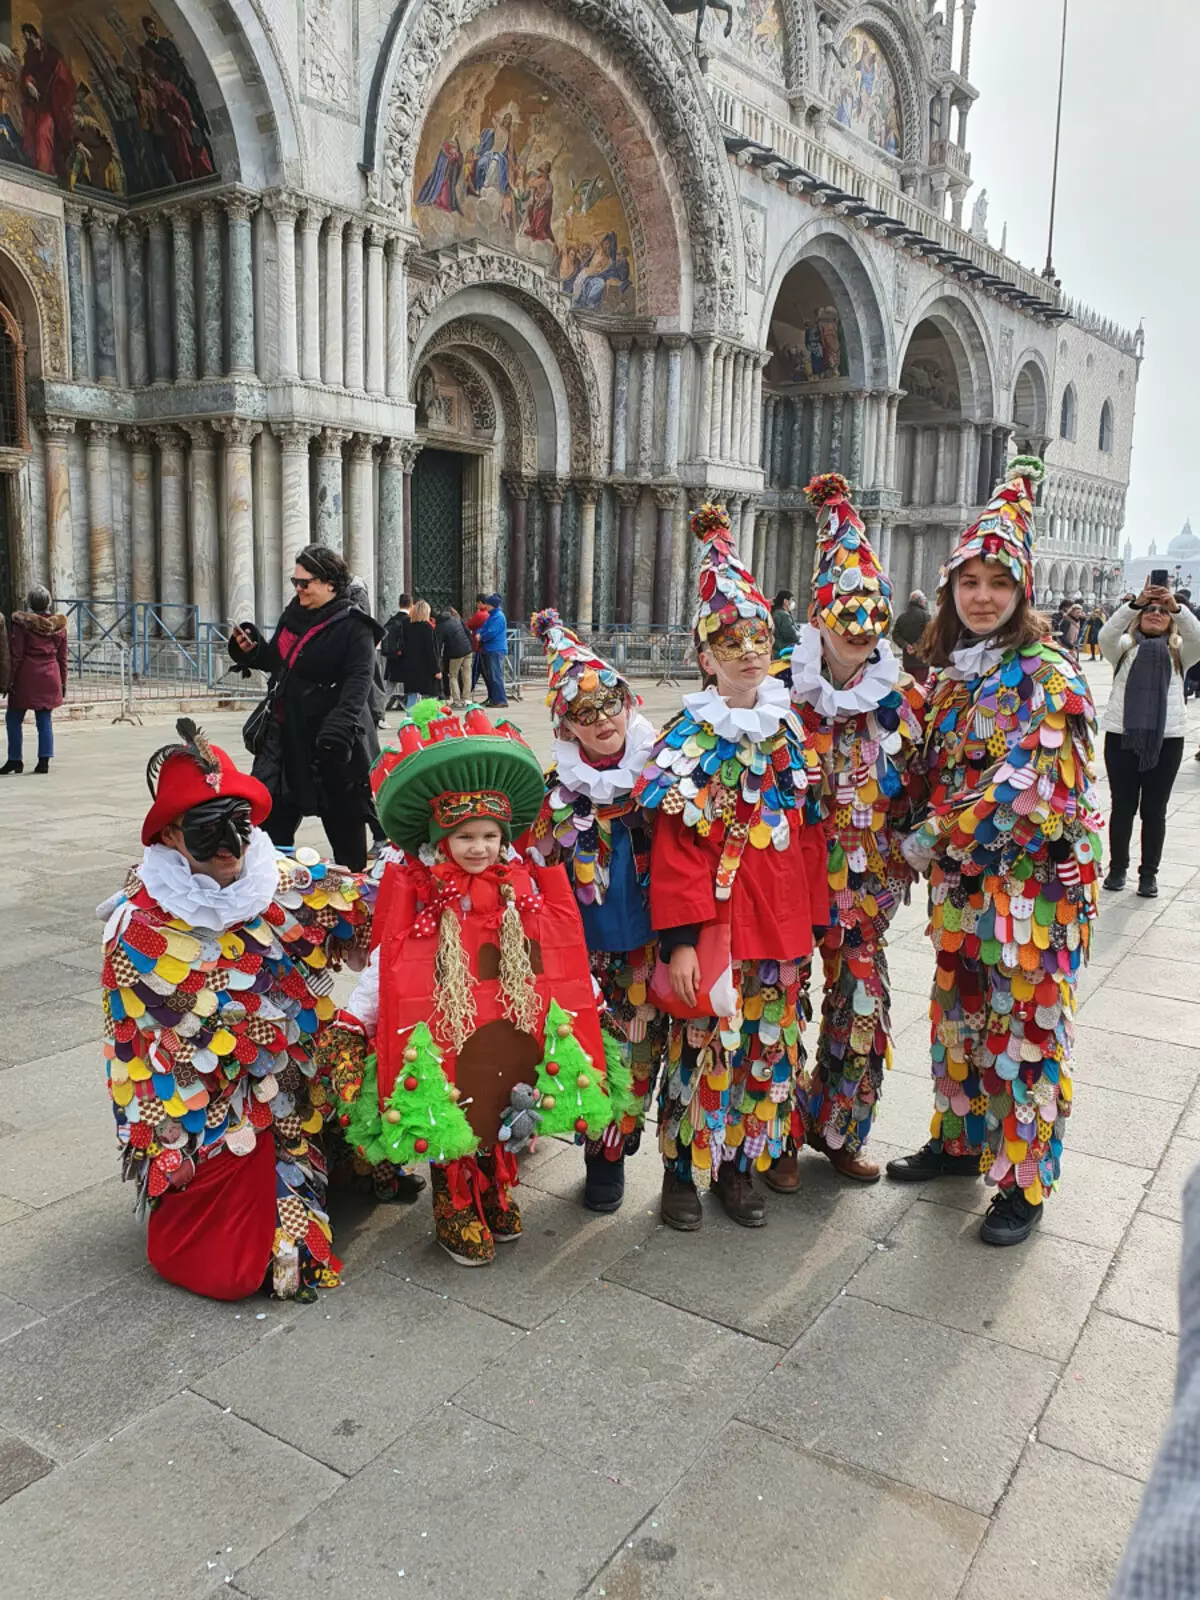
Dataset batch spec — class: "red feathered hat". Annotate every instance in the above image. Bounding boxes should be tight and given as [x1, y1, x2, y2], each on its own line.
[142, 718, 272, 845]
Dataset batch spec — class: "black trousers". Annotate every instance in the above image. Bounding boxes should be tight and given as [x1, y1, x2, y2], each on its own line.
[1104, 732, 1184, 875]
[264, 797, 368, 872]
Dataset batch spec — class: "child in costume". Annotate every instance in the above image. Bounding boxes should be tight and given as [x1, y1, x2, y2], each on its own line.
[635, 504, 828, 1231]
[323, 702, 613, 1266]
[782, 474, 924, 1187]
[100, 720, 373, 1301]
[529, 609, 665, 1213]
[886, 458, 1103, 1246]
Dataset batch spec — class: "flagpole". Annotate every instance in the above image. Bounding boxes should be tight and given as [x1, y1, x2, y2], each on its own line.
[1043, 0, 1069, 280]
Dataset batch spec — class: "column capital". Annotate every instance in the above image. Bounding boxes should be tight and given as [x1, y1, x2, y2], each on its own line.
[124, 425, 153, 448]
[653, 484, 681, 510]
[41, 413, 76, 439]
[198, 198, 223, 226]
[660, 333, 690, 353]
[118, 215, 144, 243]
[224, 192, 261, 225]
[150, 424, 185, 449]
[63, 199, 87, 228]
[615, 480, 642, 508]
[575, 478, 602, 506]
[635, 333, 659, 352]
[365, 222, 390, 250]
[215, 417, 263, 449]
[343, 216, 366, 244]
[167, 205, 195, 237]
[503, 472, 531, 500]
[181, 421, 216, 450]
[299, 202, 329, 234]
[264, 191, 302, 225]
[87, 208, 117, 236]
[400, 440, 423, 472]
[349, 431, 382, 462]
[539, 476, 565, 504]
[381, 436, 407, 468]
[87, 420, 120, 442]
[324, 207, 349, 236]
[385, 232, 418, 265]
[608, 333, 634, 353]
[274, 422, 317, 453]
[316, 425, 352, 456]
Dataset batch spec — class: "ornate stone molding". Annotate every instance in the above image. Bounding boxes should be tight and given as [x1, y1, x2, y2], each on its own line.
[422, 319, 533, 472]
[615, 480, 642, 508]
[349, 431, 383, 462]
[434, 350, 498, 436]
[316, 425, 352, 456]
[87, 420, 121, 443]
[540, 476, 565, 504]
[215, 417, 263, 449]
[41, 413, 75, 439]
[181, 422, 216, 450]
[274, 422, 318, 453]
[654, 484, 681, 509]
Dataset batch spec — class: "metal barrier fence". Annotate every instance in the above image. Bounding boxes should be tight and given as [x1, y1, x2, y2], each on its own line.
[503, 626, 695, 696]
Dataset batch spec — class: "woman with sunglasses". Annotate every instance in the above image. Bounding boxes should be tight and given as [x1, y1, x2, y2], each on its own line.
[1099, 583, 1200, 898]
[229, 544, 383, 871]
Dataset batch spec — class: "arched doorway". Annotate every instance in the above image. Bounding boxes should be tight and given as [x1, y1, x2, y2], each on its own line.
[1011, 356, 1050, 458]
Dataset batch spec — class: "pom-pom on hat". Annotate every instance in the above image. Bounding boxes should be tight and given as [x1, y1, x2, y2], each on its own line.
[372, 698, 546, 854]
[941, 455, 1045, 601]
[531, 608, 637, 731]
[691, 501, 771, 649]
[142, 717, 271, 845]
[805, 473, 892, 637]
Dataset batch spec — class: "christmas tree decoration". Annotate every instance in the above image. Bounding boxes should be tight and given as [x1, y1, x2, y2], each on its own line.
[599, 1031, 644, 1129]
[340, 1050, 390, 1169]
[533, 1002, 611, 1138]
[376, 1023, 479, 1166]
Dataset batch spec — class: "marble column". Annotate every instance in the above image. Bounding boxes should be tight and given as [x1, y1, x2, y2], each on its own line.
[787, 399, 804, 488]
[719, 346, 735, 461]
[871, 392, 888, 487]
[814, 394, 834, 478]
[615, 482, 640, 623]
[696, 338, 716, 462]
[146, 211, 172, 382]
[88, 211, 117, 384]
[226, 195, 257, 376]
[365, 229, 386, 395]
[752, 511, 768, 586]
[768, 397, 784, 488]
[610, 335, 632, 476]
[347, 433, 380, 591]
[739, 496, 757, 556]
[184, 423, 219, 621]
[576, 481, 599, 628]
[126, 428, 155, 606]
[976, 426, 994, 503]
[314, 427, 350, 549]
[729, 352, 745, 466]
[662, 337, 684, 476]
[43, 416, 75, 602]
[866, 515, 883, 573]
[299, 205, 326, 383]
[64, 202, 89, 379]
[932, 424, 948, 505]
[652, 485, 678, 625]
[86, 422, 118, 604]
[401, 442, 421, 593]
[169, 207, 197, 382]
[218, 420, 261, 625]
[277, 425, 315, 590]
[990, 425, 1009, 486]
[541, 478, 564, 609]
[120, 219, 148, 388]
[378, 439, 405, 609]
[906, 428, 923, 504]
[885, 393, 901, 490]
[829, 395, 845, 471]
[385, 236, 410, 399]
[343, 220, 365, 391]
[268, 193, 299, 381]
[636, 337, 657, 477]
[154, 426, 188, 611]
[323, 211, 346, 387]
[506, 475, 530, 618]
[790, 511, 807, 600]
[708, 345, 724, 459]
[850, 392, 866, 485]
[199, 201, 224, 379]
[957, 421, 975, 504]
[748, 355, 764, 469]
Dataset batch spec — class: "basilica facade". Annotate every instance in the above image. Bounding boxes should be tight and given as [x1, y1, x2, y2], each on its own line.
[0, 0, 1140, 630]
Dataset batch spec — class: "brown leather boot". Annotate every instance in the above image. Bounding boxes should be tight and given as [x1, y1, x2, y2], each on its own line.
[713, 1163, 767, 1227]
[660, 1171, 702, 1232]
[824, 1146, 881, 1184]
[763, 1151, 801, 1193]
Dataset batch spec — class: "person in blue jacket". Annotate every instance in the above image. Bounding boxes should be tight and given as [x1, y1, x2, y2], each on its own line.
[477, 593, 509, 708]
[529, 610, 665, 1212]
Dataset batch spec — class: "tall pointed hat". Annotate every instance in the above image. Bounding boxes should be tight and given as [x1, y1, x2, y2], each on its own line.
[691, 501, 771, 649]
[530, 609, 637, 731]
[805, 473, 892, 636]
[941, 455, 1045, 600]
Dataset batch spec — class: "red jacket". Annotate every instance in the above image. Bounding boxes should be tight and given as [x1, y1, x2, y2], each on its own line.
[7, 611, 68, 710]
[466, 605, 489, 653]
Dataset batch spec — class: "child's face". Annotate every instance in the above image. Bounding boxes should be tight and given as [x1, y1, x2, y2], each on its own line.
[444, 818, 504, 873]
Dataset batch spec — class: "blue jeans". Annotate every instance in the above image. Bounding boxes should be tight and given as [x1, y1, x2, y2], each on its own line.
[482, 651, 508, 706]
[6, 707, 53, 762]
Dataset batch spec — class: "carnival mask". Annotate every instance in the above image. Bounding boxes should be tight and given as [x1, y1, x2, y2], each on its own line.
[708, 619, 771, 661]
[565, 688, 626, 726]
[179, 797, 253, 862]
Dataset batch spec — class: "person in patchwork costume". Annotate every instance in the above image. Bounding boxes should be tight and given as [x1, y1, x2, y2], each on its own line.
[635, 503, 829, 1231]
[100, 720, 374, 1301]
[886, 458, 1104, 1246]
[781, 474, 924, 1187]
[529, 610, 666, 1214]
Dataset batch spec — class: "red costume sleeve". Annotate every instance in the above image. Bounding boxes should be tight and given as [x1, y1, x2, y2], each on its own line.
[648, 809, 718, 932]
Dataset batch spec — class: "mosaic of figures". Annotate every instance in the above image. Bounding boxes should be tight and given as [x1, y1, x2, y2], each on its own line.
[414, 63, 635, 313]
[829, 27, 901, 156]
[768, 306, 849, 384]
[694, 0, 785, 77]
[0, 3, 214, 195]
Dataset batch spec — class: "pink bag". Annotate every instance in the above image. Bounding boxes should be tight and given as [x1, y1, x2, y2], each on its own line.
[649, 921, 737, 1021]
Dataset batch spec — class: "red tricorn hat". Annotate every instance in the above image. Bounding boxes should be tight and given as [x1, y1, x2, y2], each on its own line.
[141, 718, 272, 845]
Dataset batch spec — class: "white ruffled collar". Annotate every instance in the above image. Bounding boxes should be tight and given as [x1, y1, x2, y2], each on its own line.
[947, 635, 1007, 681]
[788, 623, 899, 719]
[683, 674, 791, 742]
[551, 711, 657, 803]
[134, 827, 282, 931]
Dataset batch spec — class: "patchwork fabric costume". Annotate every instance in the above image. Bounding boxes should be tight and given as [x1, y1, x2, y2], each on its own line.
[907, 459, 1102, 1205]
[635, 504, 828, 1188]
[530, 609, 666, 1170]
[788, 475, 924, 1157]
[101, 721, 371, 1301]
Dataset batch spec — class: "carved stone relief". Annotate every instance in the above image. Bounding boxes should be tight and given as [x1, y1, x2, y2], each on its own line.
[302, 0, 358, 119]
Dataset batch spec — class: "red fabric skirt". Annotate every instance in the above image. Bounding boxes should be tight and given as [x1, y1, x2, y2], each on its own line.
[147, 1136, 276, 1301]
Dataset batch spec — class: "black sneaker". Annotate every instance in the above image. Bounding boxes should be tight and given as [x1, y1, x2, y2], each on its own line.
[979, 1189, 1044, 1246]
[1103, 869, 1127, 892]
[885, 1141, 982, 1183]
[1137, 872, 1159, 899]
[583, 1152, 625, 1213]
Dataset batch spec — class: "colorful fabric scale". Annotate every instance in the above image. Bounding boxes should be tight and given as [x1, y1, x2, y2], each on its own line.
[538, 775, 647, 907]
[913, 640, 1102, 1202]
[102, 853, 372, 1289]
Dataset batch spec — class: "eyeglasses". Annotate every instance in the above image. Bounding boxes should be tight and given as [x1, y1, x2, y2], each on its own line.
[567, 692, 625, 726]
[291, 576, 314, 590]
[1141, 605, 1169, 617]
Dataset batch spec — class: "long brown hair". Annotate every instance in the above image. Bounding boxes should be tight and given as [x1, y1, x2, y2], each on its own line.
[920, 587, 1051, 669]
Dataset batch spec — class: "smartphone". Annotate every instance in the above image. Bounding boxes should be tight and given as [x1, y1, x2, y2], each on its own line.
[1150, 569, 1170, 587]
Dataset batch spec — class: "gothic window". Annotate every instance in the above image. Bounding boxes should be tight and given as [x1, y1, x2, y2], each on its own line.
[0, 302, 28, 453]
[1098, 399, 1114, 453]
[1059, 383, 1077, 441]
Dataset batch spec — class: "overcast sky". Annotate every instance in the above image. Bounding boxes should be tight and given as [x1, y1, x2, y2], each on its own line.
[967, 0, 1196, 556]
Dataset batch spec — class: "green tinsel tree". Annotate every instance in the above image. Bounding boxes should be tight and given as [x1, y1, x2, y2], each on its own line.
[534, 1001, 611, 1139]
[377, 1021, 479, 1166]
[340, 1049, 389, 1169]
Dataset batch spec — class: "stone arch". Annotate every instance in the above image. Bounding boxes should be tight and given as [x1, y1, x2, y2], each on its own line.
[900, 288, 996, 421]
[365, 0, 742, 331]
[1099, 398, 1115, 453]
[421, 321, 540, 477]
[0, 232, 63, 380]
[831, 4, 927, 164]
[1059, 382, 1078, 441]
[1011, 351, 1049, 437]
[760, 218, 893, 386]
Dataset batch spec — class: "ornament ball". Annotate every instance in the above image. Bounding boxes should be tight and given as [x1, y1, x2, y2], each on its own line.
[576, 1072, 590, 1088]
[385, 1108, 402, 1124]
[404, 1074, 419, 1091]
[414, 1137, 429, 1154]
[556, 1023, 571, 1038]
[545, 1061, 560, 1077]
[403, 1045, 419, 1063]
[541, 1094, 556, 1111]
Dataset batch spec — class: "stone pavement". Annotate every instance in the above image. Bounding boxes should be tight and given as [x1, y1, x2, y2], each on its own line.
[0, 664, 1197, 1600]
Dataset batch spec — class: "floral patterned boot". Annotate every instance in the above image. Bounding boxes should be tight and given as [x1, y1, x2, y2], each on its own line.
[431, 1160, 495, 1267]
[478, 1148, 522, 1244]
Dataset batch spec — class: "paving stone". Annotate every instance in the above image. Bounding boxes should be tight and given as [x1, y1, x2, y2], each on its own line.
[1085, 930, 1138, 970]
[1070, 1024, 1200, 1103]
[241, 1403, 649, 1600]
[457, 1280, 778, 1494]
[0, 999, 105, 1072]
[1099, 1213, 1183, 1334]
[1040, 1310, 1176, 1481]
[1143, 1135, 1200, 1223]
[0, 1392, 340, 1600]
[1066, 1081, 1180, 1170]
[1175, 1083, 1200, 1140]
[0, 931, 78, 974]
[747, 1296, 1058, 1515]
[0, 1043, 118, 1204]
[0, 1426, 52, 1505]
[519, 1137, 664, 1214]
[1076, 987, 1200, 1049]
[871, 1057, 941, 1149]
[0, 1291, 42, 1342]
[0, 959, 105, 1012]
[850, 1200, 1108, 1361]
[0, 1267, 300, 1462]
[196, 1268, 521, 1473]
[1157, 898, 1200, 933]
[887, 984, 933, 1034]
[583, 1418, 985, 1600]
[0, 1194, 30, 1228]
[888, 1016, 936, 1078]
[881, 940, 935, 996]
[379, 1181, 659, 1330]
[0, 1178, 144, 1312]
[959, 1443, 1143, 1600]
[1108, 953, 1200, 1004]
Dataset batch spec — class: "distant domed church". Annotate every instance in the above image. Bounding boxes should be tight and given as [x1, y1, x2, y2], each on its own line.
[1124, 521, 1200, 596]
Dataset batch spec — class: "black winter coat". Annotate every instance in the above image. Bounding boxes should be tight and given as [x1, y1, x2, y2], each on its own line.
[380, 610, 409, 684]
[435, 612, 475, 661]
[400, 619, 441, 697]
[230, 598, 383, 819]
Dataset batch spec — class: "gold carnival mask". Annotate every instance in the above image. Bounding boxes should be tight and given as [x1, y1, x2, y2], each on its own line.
[708, 619, 771, 661]
[565, 688, 626, 726]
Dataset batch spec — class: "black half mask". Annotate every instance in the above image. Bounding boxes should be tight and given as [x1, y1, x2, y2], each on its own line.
[180, 797, 253, 862]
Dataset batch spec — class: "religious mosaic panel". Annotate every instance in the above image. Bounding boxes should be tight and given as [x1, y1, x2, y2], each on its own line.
[765, 261, 849, 384]
[0, 3, 214, 196]
[694, 0, 785, 79]
[413, 62, 635, 312]
[829, 27, 901, 156]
